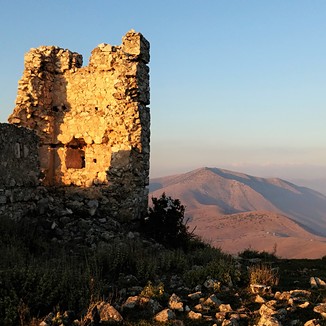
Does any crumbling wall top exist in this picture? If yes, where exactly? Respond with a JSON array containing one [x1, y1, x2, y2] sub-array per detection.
[[24, 46, 83, 74], [122, 30, 150, 63]]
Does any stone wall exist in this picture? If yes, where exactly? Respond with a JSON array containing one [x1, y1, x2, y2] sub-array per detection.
[[0, 123, 42, 220], [5, 30, 150, 221]]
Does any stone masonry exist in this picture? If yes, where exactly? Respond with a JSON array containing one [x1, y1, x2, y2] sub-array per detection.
[[0, 123, 41, 220], [3, 30, 150, 221]]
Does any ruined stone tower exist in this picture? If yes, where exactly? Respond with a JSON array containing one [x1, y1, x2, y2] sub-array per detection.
[[7, 30, 150, 220]]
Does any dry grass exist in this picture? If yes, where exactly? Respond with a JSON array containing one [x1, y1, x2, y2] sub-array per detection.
[[249, 263, 279, 286]]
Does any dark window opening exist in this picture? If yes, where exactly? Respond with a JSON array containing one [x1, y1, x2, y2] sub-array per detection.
[[95, 107, 98, 111], [93, 159, 97, 163], [65, 137, 86, 169], [49, 143, 63, 149], [66, 149, 85, 169], [52, 105, 68, 112]]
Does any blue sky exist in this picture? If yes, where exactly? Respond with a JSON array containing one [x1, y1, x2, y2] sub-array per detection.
[[1, 0, 325, 180]]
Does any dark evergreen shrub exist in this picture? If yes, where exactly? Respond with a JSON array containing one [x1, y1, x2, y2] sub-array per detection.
[[142, 193, 194, 249]]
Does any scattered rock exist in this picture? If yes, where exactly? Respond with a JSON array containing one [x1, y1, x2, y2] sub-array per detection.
[[194, 303, 204, 312], [304, 319, 322, 326], [169, 293, 184, 311], [122, 296, 139, 310], [310, 276, 326, 289], [188, 291, 202, 300], [255, 294, 266, 303], [259, 303, 276, 316], [154, 308, 176, 322], [250, 284, 272, 294], [203, 294, 222, 308], [298, 301, 310, 309], [188, 310, 202, 320], [222, 319, 239, 326], [97, 302, 123, 323], [313, 303, 326, 318], [258, 314, 281, 326], [219, 303, 233, 312], [216, 311, 227, 322], [39, 322, 49, 326], [83, 301, 123, 325]]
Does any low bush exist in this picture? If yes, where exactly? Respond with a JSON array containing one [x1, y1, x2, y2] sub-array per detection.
[[141, 193, 195, 250], [238, 248, 278, 261], [183, 257, 238, 288]]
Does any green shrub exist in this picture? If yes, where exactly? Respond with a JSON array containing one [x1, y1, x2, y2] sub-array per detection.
[[238, 248, 278, 261], [141, 193, 195, 249], [0, 256, 96, 325], [183, 257, 238, 288], [187, 243, 224, 266]]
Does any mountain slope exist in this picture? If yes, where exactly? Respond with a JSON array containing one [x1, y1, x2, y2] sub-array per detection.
[[290, 177, 326, 196], [149, 167, 326, 258], [150, 167, 326, 236], [191, 210, 326, 259]]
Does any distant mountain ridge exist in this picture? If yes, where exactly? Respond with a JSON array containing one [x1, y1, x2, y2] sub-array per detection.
[[290, 177, 326, 196], [149, 167, 326, 258]]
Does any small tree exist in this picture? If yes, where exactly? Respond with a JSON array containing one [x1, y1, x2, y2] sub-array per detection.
[[142, 193, 194, 249]]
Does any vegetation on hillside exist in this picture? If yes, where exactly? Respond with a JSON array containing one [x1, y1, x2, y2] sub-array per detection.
[[0, 194, 325, 325], [0, 194, 234, 325]]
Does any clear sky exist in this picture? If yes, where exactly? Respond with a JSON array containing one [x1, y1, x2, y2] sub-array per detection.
[[1, 0, 325, 180]]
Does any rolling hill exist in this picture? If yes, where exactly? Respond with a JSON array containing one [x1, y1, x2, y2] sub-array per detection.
[[149, 167, 326, 258]]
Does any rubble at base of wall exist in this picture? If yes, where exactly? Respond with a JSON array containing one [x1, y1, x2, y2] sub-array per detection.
[[0, 185, 146, 248], [0, 186, 47, 222]]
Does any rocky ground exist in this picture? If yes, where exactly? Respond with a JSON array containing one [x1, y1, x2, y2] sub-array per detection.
[[1, 190, 325, 326], [36, 258, 326, 326]]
